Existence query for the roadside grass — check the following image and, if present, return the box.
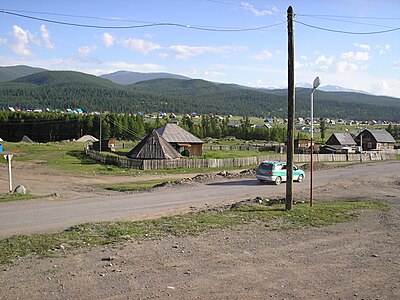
[101,179,170,192]
[0,199,388,264]
[396,154,400,160]
[0,193,47,203]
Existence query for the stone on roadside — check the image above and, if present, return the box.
[14,185,27,194]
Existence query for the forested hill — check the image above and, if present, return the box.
[0,65,46,82]
[0,70,399,121]
[130,78,400,121]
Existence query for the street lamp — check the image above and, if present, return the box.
[310,76,321,207]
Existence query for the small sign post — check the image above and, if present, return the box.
[4,154,13,193]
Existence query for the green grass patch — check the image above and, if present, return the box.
[0,199,387,264]
[396,154,400,160]
[202,150,277,159]
[101,179,170,192]
[0,193,45,203]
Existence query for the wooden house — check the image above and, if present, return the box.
[321,133,356,153]
[126,130,181,160]
[156,124,204,156]
[356,129,395,151]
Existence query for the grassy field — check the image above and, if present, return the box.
[0,199,387,264]
[0,141,271,176]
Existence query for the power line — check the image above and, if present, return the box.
[296,15,397,29]
[107,117,143,140]
[295,20,400,35]
[0,9,285,32]
[0,8,151,24]
[297,13,400,20]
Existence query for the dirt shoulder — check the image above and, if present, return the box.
[0,162,399,299]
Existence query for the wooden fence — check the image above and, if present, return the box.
[85,149,396,171]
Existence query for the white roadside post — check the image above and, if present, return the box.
[4,154,13,193]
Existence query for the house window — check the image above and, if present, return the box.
[367,142,372,149]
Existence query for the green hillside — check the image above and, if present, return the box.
[0,65,46,82]
[0,70,399,121]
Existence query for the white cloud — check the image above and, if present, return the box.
[377,44,390,55]
[341,51,370,61]
[251,49,272,61]
[315,55,334,66]
[240,2,278,16]
[300,55,307,61]
[336,60,358,72]
[394,60,400,69]
[78,45,96,57]
[144,33,156,39]
[121,38,161,54]
[204,71,225,78]
[295,60,305,69]
[10,25,36,56]
[169,45,245,60]
[0,37,7,45]
[158,53,169,59]
[354,43,370,51]
[102,33,115,47]
[40,25,55,49]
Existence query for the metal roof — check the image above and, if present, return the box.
[331,133,356,145]
[361,129,396,143]
[156,124,204,144]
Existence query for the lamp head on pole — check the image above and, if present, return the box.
[313,76,321,90]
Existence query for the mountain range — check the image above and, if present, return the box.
[0,65,399,121]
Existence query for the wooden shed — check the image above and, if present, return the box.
[92,138,116,151]
[156,124,204,156]
[356,129,395,151]
[126,130,181,160]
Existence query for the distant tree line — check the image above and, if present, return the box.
[0,111,288,143]
[180,115,288,143]
[0,111,148,143]
[387,124,400,141]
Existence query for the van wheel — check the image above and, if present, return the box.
[297,174,304,183]
[258,179,264,184]
[275,176,282,185]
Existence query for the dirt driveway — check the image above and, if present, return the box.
[0,161,399,299]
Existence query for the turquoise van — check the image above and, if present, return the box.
[255,161,305,185]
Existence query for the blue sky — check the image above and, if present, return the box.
[0,0,399,98]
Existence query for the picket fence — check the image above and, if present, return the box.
[85,149,396,171]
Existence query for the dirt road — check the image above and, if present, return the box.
[1,161,399,237]
[0,161,399,299]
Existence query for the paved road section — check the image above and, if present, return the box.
[1,161,399,237]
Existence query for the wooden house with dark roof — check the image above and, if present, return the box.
[321,133,356,154]
[326,133,356,147]
[126,130,181,160]
[356,129,395,151]
[156,123,204,156]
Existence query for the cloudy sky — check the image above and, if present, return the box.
[1,0,399,97]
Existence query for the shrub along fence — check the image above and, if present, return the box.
[203,144,283,152]
[85,149,396,171]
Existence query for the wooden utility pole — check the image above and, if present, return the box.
[286,6,295,210]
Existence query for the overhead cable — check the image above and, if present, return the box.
[295,20,400,35]
[0,9,285,32]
